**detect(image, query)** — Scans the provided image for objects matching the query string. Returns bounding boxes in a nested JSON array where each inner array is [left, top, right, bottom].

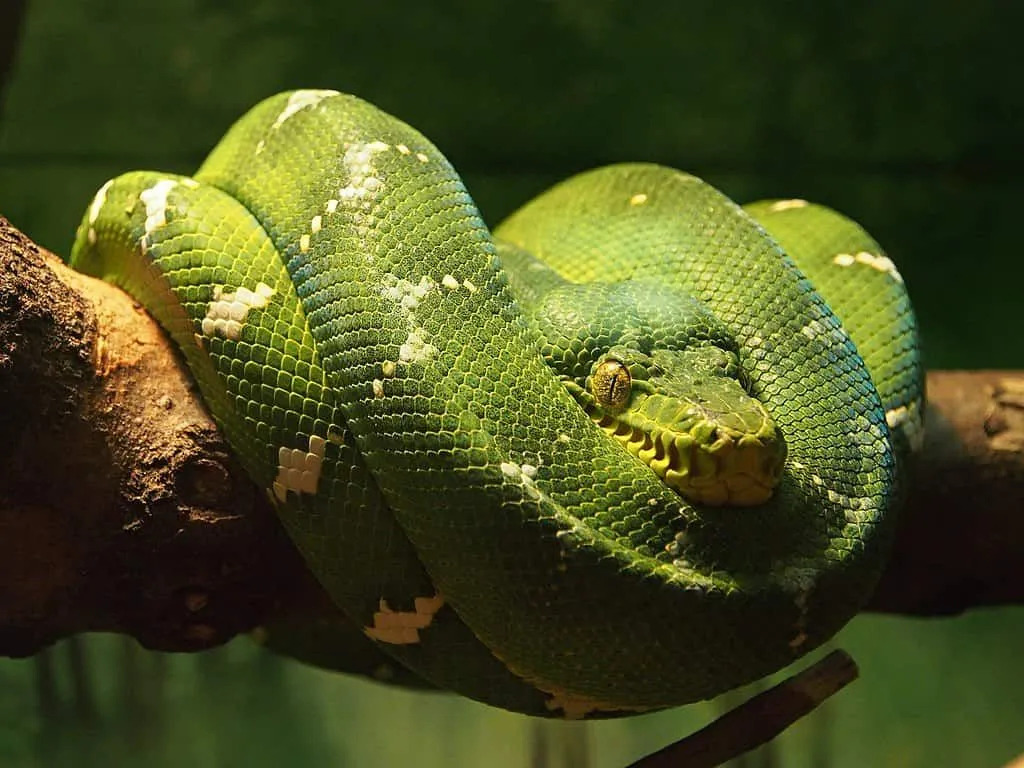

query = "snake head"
[[530, 277, 786, 506], [575, 345, 787, 506]]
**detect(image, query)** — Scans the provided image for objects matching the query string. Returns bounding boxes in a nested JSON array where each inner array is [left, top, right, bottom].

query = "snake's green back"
[[69, 90, 922, 717]]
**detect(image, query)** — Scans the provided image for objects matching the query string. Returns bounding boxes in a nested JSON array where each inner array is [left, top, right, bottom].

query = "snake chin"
[[589, 405, 786, 507]]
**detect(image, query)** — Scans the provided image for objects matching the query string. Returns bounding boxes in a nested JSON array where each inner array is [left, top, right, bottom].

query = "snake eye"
[[592, 359, 631, 410]]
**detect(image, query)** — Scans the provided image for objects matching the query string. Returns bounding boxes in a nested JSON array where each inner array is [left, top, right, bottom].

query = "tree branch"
[[627, 650, 858, 768], [1, 215, 1021, 661]]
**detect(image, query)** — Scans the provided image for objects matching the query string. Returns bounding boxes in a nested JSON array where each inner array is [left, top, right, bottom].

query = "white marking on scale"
[[629, 193, 648, 206], [310, 214, 322, 234], [885, 405, 908, 429], [139, 179, 179, 235], [415, 152, 429, 163], [499, 462, 541, 497], [462, 279, 478, 293], [441, 274, 460, 290], [541, 691, 648, 720], [382, 275, 436, 314], [271, 89, 339, 130], [372, 379, 385, 398], [299, 234, 311, 252], [800, 319, 826, 339], [768, 199, 808, 212], [398, 329, 438, 363], [325, 199, 339, 214], [88, 179, 114, 224], [272, 433, 328, 503], [396, 144, 411, 155], [201, 282, 275, 341], [833, 251, 904, 283], [364, 594, 444, 645], [339, 141, 390, 226]]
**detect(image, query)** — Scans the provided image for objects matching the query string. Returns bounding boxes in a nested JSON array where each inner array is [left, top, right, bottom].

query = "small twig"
[[627, 650, 858, 768]]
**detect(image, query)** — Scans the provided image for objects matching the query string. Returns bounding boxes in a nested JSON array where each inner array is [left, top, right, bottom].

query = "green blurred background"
[[0, 0, 1021, 765]]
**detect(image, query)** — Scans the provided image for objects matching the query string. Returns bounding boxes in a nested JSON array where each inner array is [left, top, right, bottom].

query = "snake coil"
[[71, 90, 922, 718]]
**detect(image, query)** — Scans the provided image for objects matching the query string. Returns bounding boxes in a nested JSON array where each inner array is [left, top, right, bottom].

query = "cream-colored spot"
[[768, 199, 808, 212], [788, 584, 812, 649], [299, 234, 311, 252], [629, 193, 648, 206], [87, 228, 97, 245], [396, 143, 411, 155], [557, 433, 571, 443], [88, 179, 114, 224], [826, 487, 860, 508], [543, 691, 650, 720], [339, 141, 390, 220], [271, 89, 339, 130], [382, 275, 436, 313], [310, 214, 322, 234], [415, 152, 429, 163], [325, 199, 339, 214], [834, 251, 904, 283], [372, 379, 385, 398], [398, 329, 437, 364], [364, 594, 444, 645], [139, 179, 178, 235], [201, 282, 275, 341], [499, 461, 541, 498], [885, 405, 908, 429], [441, 274, 460, 290], [381, 360, 397, 377], [800, 319, 826, 339], [272, 434, 327, 502], [462, 279, 478, 293]]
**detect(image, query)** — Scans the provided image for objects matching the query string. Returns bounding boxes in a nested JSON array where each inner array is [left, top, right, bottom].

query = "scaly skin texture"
[[70, 90, 922, 718]]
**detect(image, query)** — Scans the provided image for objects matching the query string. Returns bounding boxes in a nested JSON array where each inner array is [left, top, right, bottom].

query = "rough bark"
[[630, 650, 858, 768], [0, 216, 305, 656], [0, 215, 1021, 658]]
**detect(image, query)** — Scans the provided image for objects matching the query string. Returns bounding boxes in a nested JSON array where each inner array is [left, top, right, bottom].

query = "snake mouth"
[[588, 397, 786, 507]]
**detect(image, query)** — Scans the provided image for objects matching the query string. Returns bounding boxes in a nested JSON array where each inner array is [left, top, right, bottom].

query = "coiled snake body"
[[72, 90, 922, 718]]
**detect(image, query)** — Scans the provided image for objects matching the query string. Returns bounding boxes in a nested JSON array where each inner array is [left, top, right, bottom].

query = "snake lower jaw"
[[593, 412, 786, 507]]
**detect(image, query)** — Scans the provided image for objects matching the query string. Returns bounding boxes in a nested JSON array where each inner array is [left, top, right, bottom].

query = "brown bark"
[[0, 216, 304, 656], [629, 650, 858, 768], [0, 215, 1021, 658]]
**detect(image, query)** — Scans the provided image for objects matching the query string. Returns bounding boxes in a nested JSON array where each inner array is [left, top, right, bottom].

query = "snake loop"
[[71, 90, 922, 717]]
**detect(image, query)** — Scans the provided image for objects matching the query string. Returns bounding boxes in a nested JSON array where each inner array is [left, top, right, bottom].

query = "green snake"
[[70, 90, 923, 718]]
